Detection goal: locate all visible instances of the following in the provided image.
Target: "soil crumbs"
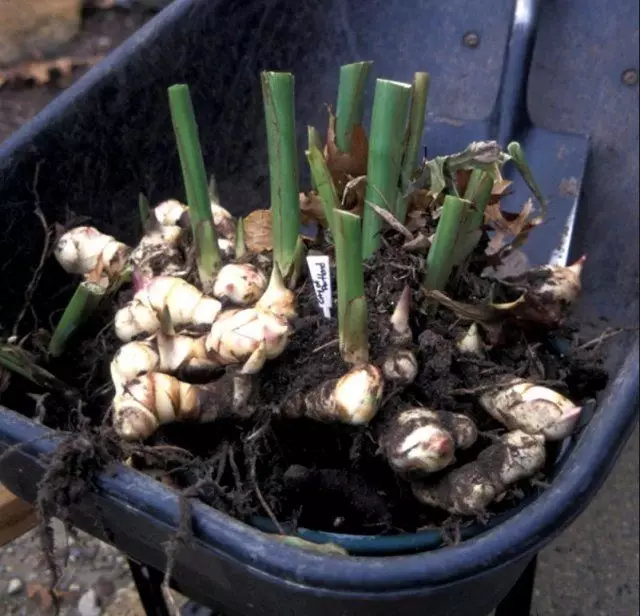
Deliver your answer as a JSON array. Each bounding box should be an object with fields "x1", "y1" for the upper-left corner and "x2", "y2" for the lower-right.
[{"x1": 9, "y1": 230, "x2": 608, "y2": 558}]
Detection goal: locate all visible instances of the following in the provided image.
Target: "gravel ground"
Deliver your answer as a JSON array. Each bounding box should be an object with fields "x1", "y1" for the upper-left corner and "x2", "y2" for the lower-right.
[
  {"x1": 0, "y1": 4, "x2": 637, "y2": 616},
  {"x1": 0, "y1": 518, "x2": 188, "y2": 615}
]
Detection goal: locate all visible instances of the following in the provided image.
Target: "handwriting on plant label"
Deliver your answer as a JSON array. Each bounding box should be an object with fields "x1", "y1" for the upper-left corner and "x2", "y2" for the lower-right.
[{"x1": 306, "y1": 255, "x2": 332, "y2": 318}]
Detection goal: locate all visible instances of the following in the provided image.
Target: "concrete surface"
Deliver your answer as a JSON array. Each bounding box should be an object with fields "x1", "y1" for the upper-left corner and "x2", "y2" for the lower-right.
[{"x1": 533, "y1": 426, "x2": 639, "y2": 616}]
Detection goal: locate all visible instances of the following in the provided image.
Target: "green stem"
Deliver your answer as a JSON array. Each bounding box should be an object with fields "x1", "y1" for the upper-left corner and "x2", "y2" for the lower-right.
[
  {"x1": 168, "y1": 84, "x2": 222, "y2": 287},
  {"x1": 235, "y1": 217, "x2": 246, "y2": 259},
  {"x1": 452, "y1": 169, "x2": 494, "y2": 265},
  {"x1": 507, "y1": 141, "x2": 546, "y2": 217},
  {"x1": 261, "y1": 72, "x2": 301, "y2": 278},
  {"x1": 306, "y1": 137, "x2": 339, "y2": 234},
  {"x1": 334, "y1": 210, "x2": 368, "y2": 364},
  {"x1": 397, "y1": 72, "x2": 430, "y2": 222},
  {"x1": 424, "y1": 195, "x2": 469, "y2": 291},
  {"x1": 361, "y1": 79, "x2": 412, "y2": 259},
  {"x1": 0, "y1": 345, "x2": 68, "y2": 391},
  {"x1": 48, "y1": 281, "x2": 105, "y2": 357},
  {"x1": 335, "y1": 61, "x2": 373, "y2": 153},
  {"x1": 307, "y1": 126, "x2": 324, "y2": 191}
]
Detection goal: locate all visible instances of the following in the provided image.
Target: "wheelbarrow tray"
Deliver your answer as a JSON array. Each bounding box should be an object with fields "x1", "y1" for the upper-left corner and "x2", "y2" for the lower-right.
[{"x1": 0, "y1": 1, "x2": 637, "y2": 615}]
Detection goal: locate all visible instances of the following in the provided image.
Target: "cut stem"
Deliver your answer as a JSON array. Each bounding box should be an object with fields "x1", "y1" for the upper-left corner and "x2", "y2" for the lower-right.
[
  {"x1": 361, "y1": 79, "x2": 412, "y2": 259},
  {"x1": 261, "y1": 71, "x2": 301, "y2": 278},
  {"x1": 335, "y1": 61, "x2": 373, "y2": 153},
  {"x1": 452, "y1": 169, "x2": 494, "y2": 264},
  {"x1": 306, "y1": 134, "x2": 339, "y2": 234},
  {"x1": 334, "y1": 210, "x2": 368, "y2": 364},
  {"x1": 307, "y1": 126, "x2": 323, "y2": 191},
  {"x1": 424, "y1": 195, "x2": 469, "y2": 291},
  {"x1": 168, "y1": 84, "x2": 222, "y2": 287},
  {"x1": 397, "y1": 72, "x2": 430, "y2": 222},
  {"x1": 48, "y1": 281, "x2": 105, "y2": 357}
]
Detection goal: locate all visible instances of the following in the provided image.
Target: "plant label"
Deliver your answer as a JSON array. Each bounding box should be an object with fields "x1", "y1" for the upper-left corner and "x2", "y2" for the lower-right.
[{"x1": 306, "y1": 254, "x2": 332, "y2": 318}]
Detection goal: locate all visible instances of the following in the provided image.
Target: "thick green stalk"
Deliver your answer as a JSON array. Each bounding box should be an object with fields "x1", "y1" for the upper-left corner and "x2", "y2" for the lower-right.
[
  {"x1": 306, "y1": 140, "x2": 339, "y2": 234},
  {"x1": 361, "y1": 79, "x2": 412, "y2": 259},
  {"x1": 334, "y1": 210, "x2": 368, "y2": 364},
  {"x1": 168, "y1": 84, "x2": 222, "y2": 287},
  {"x1": 452, "y1": 169, "x2": 494, "y2": 264},
  {"x1": 48, "y1": 281, "x2": 105, "y2": 357},
  {"x1": 335, "y1": 61, "x2": 373, "y2": 152},
  {"x1": 261, "y1": 72, "x2": 301, "y2": 278},
  {"x1": 397, "y1": 72, "x2": 430, "y2": 222},
  {"x1": 424, "y1": 195, "x2": 469, "y2": 291},
  {"x1": 307, "y1": 126, "x2": 323, "y2": 191}
]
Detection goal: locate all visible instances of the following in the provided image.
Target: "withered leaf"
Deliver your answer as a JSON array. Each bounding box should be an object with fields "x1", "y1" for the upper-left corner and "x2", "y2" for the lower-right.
[
  {"x1": 299, "y1": 192, "x2": 327, "y2": 226},
  {"x1": 405, "y1": 209, "x2": 428, "y2": 232},
  {"x1": 410, "y1": 141, "x2": 508, "y2": 199},
  {"x1": 243, "y1": 209, "x2": 272, "y2": 253},
  {"x1": 325, "y1": 113, "x2": 368, "y2": 196},
  {"x1": 402, "y1": 232, "x2": 431, "y2": 253},
  {"x1": 341, "y1": 175, "x2": 366, "y2": 215},
  {"x1": 26, "y1": 583, "x2": 77, "y2": 611},
  {"x1": 484, "y1": 198, "x2": 541, "y2": 257},
  {"x1": 0, "y1": 56, "x2": 103, "y2": 88},
  {"x1": 406, "y1": 188, "x2": 437, "y2": 215}
]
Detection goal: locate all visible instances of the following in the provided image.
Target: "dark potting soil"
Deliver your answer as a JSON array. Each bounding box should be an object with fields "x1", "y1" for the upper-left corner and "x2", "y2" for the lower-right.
[{"x1": 1, "y1": 228, "x2": 610, "y2": 542}]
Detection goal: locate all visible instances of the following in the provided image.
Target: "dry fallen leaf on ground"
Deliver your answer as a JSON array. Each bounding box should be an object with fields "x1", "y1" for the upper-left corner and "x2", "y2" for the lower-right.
[
  {"x1": 324, "y1": 113, "x2": 368, "y2": 196},
  {"x1": 0, "y1": 56, "x2": 104, "y2": 88},
  {"x1": 26, "y1": 583, "x2": 78, "y2": 611},
  {"x1": 243, "y1": 209, "x2": 272, "y2": 253}
]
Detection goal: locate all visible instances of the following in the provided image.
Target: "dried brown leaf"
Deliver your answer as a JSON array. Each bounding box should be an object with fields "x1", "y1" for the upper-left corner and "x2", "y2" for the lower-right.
[
  {"x1": 402, "y1": 232, "x2": 431, "y2": 253},
  {"x1": 26, "y1": 583, "x2": 77, "y2": 611},
  {"x1": 325, "y1": 113, "x2": 368, "y2": 196},
  {"x1": 484, "y1": 198, "x2": 541, "y2": 256},
  {"x1": 405, "y1": 209, "x2": 428, "y2": 232},
  {"x1": 0, "y1": 56, "x2": 103, "y2": 88},
  {"x1": 299, "y1": 192, "x2": 327, "y2": 226},
  {"x1": 341, "y1": 175, "x2": 366, "y2": 215},
  {"x1": 365, "y1": 200, "x2": 413, "y2": 238},
  {"x1": 243, "y1": 209, "x2": 272, "y2": 253},
  {"x1": 422, "y1": 288, "x2": 505, "y2": 340},
  {"x1": 406, "y1": 189, "x2": 436, "y2": 214}
]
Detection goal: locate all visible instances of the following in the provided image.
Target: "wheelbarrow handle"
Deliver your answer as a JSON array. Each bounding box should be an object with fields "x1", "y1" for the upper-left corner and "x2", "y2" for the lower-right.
[
  {"x1": 0, "y1": 483, "x2": 38, "y2": 546},
  {"x1": 494, "y1": 0, "x2": 541, "y2": 145}
]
